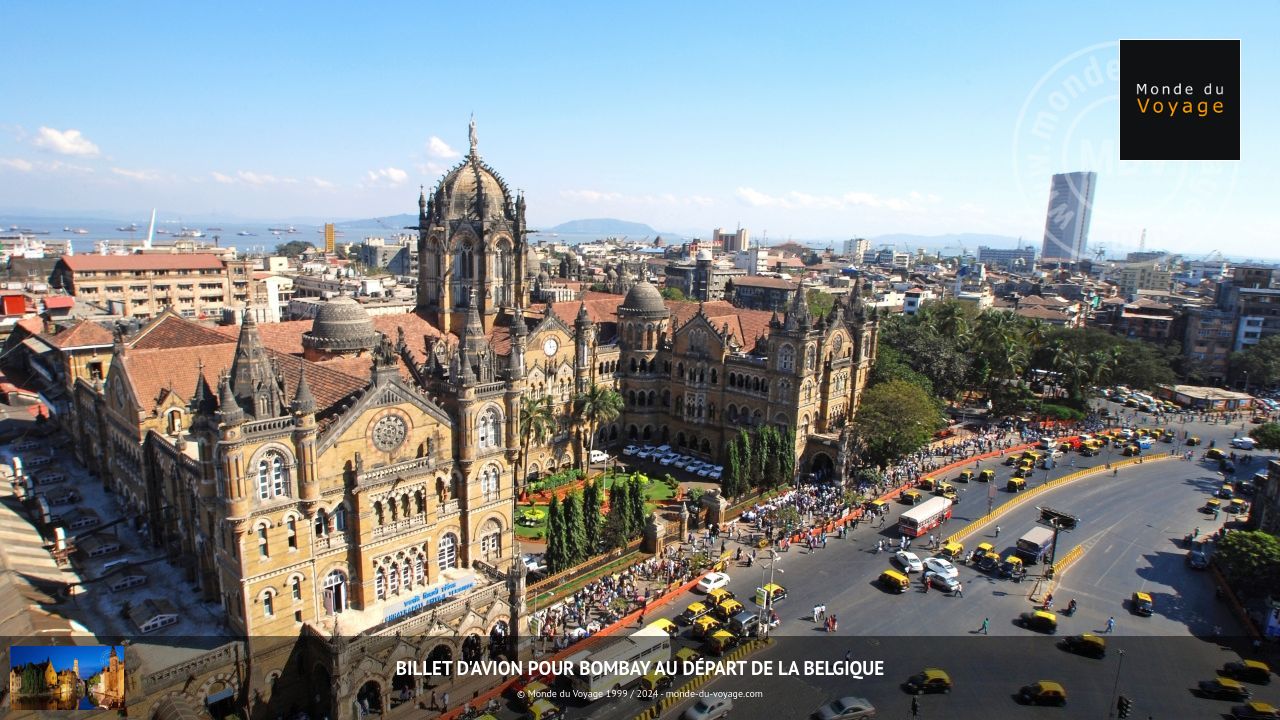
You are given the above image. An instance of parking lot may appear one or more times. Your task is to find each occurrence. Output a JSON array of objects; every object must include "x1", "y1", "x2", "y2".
[{"x1": 618, "y1": 444, "x2": 723, "y2": 483}]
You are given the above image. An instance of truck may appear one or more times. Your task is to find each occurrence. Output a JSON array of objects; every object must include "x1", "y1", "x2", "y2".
[{"x1": 1015, "y1": 526, "x2": 1055, "y2": 564}]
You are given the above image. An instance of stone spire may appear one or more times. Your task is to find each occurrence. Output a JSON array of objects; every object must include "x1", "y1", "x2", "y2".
[
  {"x1": 217, "y1": 374, "x2": 244, "y2": 427},
  {"x1": 784, "y1": 285, "x2": 811, "y2": 332},
  {"x1": 229, "y1": 311, "x2": 286, "y2": 420},
  {"x1": 291, "y1": 361, "x2": 316, "y2": 415}
]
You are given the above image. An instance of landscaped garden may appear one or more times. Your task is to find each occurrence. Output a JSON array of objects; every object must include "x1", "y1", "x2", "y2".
[{"x1": 514, "y1": 471, "x2": 678, "y2": 541}]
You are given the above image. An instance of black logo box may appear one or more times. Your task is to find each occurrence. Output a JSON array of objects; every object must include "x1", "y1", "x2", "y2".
[{"x1": 1120, "y1": 39, "x2": 1240, "y2": 160}]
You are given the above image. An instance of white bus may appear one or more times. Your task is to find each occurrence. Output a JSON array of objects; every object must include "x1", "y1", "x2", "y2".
[
  {"x1": 898, "y1": 496, "x2": 953, "y2": 538},
  {"x1": 567, "y1": 624, "x2": 671, "y2": 701}
]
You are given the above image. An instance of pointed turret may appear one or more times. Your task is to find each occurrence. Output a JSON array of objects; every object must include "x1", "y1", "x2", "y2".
[
  {"x1": 217, "y1": 375, "x2": 244, "y2": 427},
  {"x1": 291, "y1": 362, "x2": 316, "y2": 415},
  {"x1": 229, "y1": 311, "x2": 286, "y2": 419},
  {"x1": 784, "y1": 284, "x2": 812, "y2": 332}
]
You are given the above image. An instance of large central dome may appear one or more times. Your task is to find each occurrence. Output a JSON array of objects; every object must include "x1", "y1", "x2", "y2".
[{"x1": 427, "y1": 122, "x2": 515, "y2": 224}]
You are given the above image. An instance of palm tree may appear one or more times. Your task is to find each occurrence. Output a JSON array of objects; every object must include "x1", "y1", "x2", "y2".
[
  {"x1": 930, "y1": 300, "x2": 972, "y2": 344},
  {"x1": 573, "y1": 384, "x2": 624, "y2": 473},
  {"x1": 517, "y1": 394, "x2": 555, "y2": 491}
]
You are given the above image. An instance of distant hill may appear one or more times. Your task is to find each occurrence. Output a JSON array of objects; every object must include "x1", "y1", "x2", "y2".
[
  {"x1": 336, "y1": 214, "x2": 416, "y2": 229},
  {"x1": 871, "y1": 233, "x2": 1026, "y2": 251},
  {"x1": 545, "y1": 218, "x2": 659, "y2": 236}
]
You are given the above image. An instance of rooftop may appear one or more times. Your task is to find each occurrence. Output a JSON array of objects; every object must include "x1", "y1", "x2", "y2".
[{"x1": 59, "y1": 253, "x2": 225, "y2": 272}]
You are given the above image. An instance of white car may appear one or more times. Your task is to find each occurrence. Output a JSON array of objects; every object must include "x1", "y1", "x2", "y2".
[
  {"x1": 683, "y1": 696, "x2": 733, "y2": 720},
  {"x1": 686, "y1": 461, "x2": 706, "y2": 473},
  {"x1": 709, "y1": 467, "x2": 723, "y2": 480},
  {"x1": 697, "y1": 465, "x2": 716, "y2": 478},
  {"x1": 636, "y1": 448, "x2": 654, "y2": 460},
  {"x1": 815, "y1": 696, "x2": 877, "y2": 720},
  {"x1": 656, "y1": 444, "x2": 672, "y2": 454},
  {"x1": 894, "y1": 551, "x2": 923, "y2": 573},
  {"x1": 673, "y1": 456, "x2": 691, "y2": 469},
  {"x1": 696, "y1": 572, "x2": 731, "y2": 593},
  {"x1": 589, "y1": 449, "x2": 609, "y2": 464},
  {"x1": 1230, "y1": 437, "x2": 1256, "y2": 450},
  {"x1": 659, "y1": 454, "x2": 679, "y2": 466},
  {"x1": 923, "y1": 557, "x2": 958, "y2": 579},
  {"x1": 622, "y1": 445, "x2": 639, "y2": 456}
]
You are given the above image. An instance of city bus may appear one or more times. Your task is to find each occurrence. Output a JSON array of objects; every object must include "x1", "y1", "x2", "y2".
[
  {"x1": 566, "y1": 624, "x2": 672, "y2": 701},
  {"x1": 897, "y1": 496, "x2": 953, "y2": 538}
]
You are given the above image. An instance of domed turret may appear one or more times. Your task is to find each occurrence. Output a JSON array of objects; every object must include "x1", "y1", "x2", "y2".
[
  {"x1": 621, "y1": 280, "x2": 666, "y2": 314},
  {"x1": 302, "y1": 296, "x2": 378, "y2": 359}
]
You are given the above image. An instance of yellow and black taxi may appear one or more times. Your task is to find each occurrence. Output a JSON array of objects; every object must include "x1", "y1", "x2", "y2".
[
  {"x1": 706, "y1": 587, "x2": 735, "y2": 607},
  {"x1": 918, "y1": 477, "x2": 938, "y2": 492},
  {"x1": 714, "y1": 598, "x2": 745, "y2": 622},
  {"x1": 525, "y1": 698, "x2": 565, "y2": 720},
  {"x1": 1017, "y1": 610, "x2": 1058, "y2": 634},
  {"x1": 1012, "y1": 466, "x2": 1033, "y2": 479},
  {"x1": 902, "y1": 668, "x2": 952, "y2": 695},
  {"x1": 1206, "y1": 447, "x2": 1226, "y2": 460},
  {"x1": 675, "y1": 647, "x2": 701, "y2": 665},
  {"x1": 680, "y1": 601, "x2": 712, "y2": 624},
  {"x1": 1230, "y1": 498, "x2": 1249, "y2": 514},
  {"x1": 939, "y1": 540, "x2": 964, "y2": 560},
  {"x1": 1123, "y1": 444, "x2": 1141, "y2": 456},
  {"x1": 1007, "y1": 477, "x2": 1028, "y2": 491},
  {"x1": 901, "y1": 489, "x2": 924, "y2": 505},
  {"x1": 866, "y1": 499, "x2": 887, "y2": 516},
  {"x1": 977, "y1": 550, "x2": 1001, "y2": 573},
  {"x1": 1018, "y1": 680, "x2": 1067, "y2": 706},
  {"x1": 1198, "y1": 676, "x2": 1252, "y2": 701},
  {"x1": 1223, "y1": 660, "x2": 1273, "y2": 685},
  {"x1": 1230, "y1": 701, "x2": 1280, "y2": 720},
  {"x1": 1059, "y1": 633, "x2": 1106, "y2": 658},
  {"x1": 1004, "y1": 454, "x2": 1022, "y2": 467},
  {"x1": 978, "y1": 469, "x2": 996, "y2": 482},
  {"x1": 689, "y1": 614, "x2": 722, "y2": 640},
  {"x1": 756, "y1": 583, "x2": 788, "y2": 605},
  {"x1": 637, "y1": 668, "x2": 674, "y2": 693},
  {"x1": 704, "y1": 628, "x2": 740, "y2": 655},
  {"x1": 519, "y1": 681, "x2": 551, "y2": 710},
  {"x1": 957, "y1": 469, "x2": 974, "y2": 483},
  {"x1": 936, "y1": 483, "x2": 958, "y2": 500},
  {"x1": 1218, "y1": 484, "x2": 1236, "y2": 499},
  {"x1": 879, "y1": 568, "x2": 911, "y2": 593},
  {"x1": 1187, "y1": 436, "x2": 1202, "y2": 446},
  {"x1": 1131, "y1": 591, "x2": 1154, "y2": 617},
  {"x1": 1204, "y1": 499, "x2": 1223, "y2": 514},
  {"x1": 1161, "y1": 430, "x2": 1176, "y2": 443},
  {"x1": 647, "y1": 618, "x2": 680, "y2": 636}
]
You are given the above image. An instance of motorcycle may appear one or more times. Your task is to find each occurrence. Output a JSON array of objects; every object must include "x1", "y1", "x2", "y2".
[{"x1": 1065, "y1": 600, "x2": 1078, "y2": 616}]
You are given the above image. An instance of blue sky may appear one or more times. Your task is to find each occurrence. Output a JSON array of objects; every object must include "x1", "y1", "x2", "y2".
[{"x1": 0, "y1": 2, "x2": 1275, "y2": 256}]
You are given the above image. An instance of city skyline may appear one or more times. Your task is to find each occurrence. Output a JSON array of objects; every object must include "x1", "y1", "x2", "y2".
[{"x1": 0, "y1": 2, "x2": 1275, "y2": 256}]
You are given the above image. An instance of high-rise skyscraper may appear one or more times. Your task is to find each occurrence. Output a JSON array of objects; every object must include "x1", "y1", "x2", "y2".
[{"x1": 1040, "y1": 171, "x2": 1096, "y2": 263}]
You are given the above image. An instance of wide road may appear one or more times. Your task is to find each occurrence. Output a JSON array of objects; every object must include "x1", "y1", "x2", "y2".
[{"x1": 498, "y1": 406, "x2": 1273, "y2": 719}]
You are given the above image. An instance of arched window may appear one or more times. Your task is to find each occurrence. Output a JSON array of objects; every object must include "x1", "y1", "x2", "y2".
[
  {"x1": 375, "y1": 568, "x2": 387, "y2": 600},
  {"x1": 286, "y1": 516, "x2": 297, "y2": 549},
  {"x1": 458, "y1": 241, "x2": 474, "y2": 280},
  {"x1": 314, "y1": 509, "x2": 329, "y2": 537},
  {"x1": 481, "y1": 465, "x2": 500, "y2": 501},
  {"x1": 291, "y1": 576, "x2": 302, "y2": 600},
  {"x1": 805, "y1": 345, "x2": 816, "y2": 370},
  {"x1": 402, "y1": 558, "x2": 413, "y2": 590},
  {"x1": 322, "y1": 570, "x2": 347, "y2": 614},
  {"x1": 256, "y1": 452, "x2": 290, "y2": 500},
  {"x1": 389, "y1": 564, "x2": 400, "y2": 595},
  {"x1": 262, "y1": 589, "x2": 275, "y2": 618},
  {"x1": 167, "y1": 409, "x2": 182, "y2": 434},
  {"x1": 480, "y1": 519, "x2": 502, "y2": 560},
  {"x1": 778, "y1": 345, "x2": 795, "y2": 372},
  {"x1": 414, "y1": 555, "x2": 425, "y2": 585},
  {"x1": 257, "y1": 524, "x2": 269, "y2": 558},
  {"x1": 477, "y1": 407, "x2": 501, "y2": 450},
  {"x1": 334, "y1": 504, "x2": 347, "y2": 531},
  {"x1": 438, "y1": 533, "x2": 459, "y2": 571},
  {"x1": 710, "y1": 369, "x2": 717, "y2": 384}
]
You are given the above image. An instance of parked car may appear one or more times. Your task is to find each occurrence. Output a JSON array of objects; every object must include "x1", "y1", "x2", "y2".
[
  {"x1": 1199, "y1": 677, "x2": 1253, "y2": 700},
  {"x1": 589, "y1": 450, "x2": 609, "y2": 464},
  {"x1": 622, "y1": 445, "x2": 640, "y2": 456}
]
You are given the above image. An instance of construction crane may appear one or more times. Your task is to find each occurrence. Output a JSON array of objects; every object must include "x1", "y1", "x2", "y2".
[{"x1": 1093, "y1": 245, "x2": 1107, "y2": 262}]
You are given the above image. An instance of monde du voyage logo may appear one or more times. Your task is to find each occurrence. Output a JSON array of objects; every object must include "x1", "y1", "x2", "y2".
[{"x1": 1120, "y1": 39, "x2": 1240, "y2": 160}]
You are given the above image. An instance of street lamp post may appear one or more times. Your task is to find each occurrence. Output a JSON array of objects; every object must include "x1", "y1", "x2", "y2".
[
  {"x1": 757, "y1": 551, "x2": 781, "y2": 637},
  {"x1": 1107, "y1": 648, "x2": 1125, "y2": 719}
]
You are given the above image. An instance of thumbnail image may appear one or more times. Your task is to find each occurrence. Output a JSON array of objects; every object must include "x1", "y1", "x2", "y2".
[{"x1": 8, "y1": 645, "x2": 126, "y2": 712}]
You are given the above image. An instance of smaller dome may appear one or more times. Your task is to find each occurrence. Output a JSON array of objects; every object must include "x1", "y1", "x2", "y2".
[
  {"x1": 621, "y1": 280, "x2": 667, "y2": 313},
  {"x1": 303, "y1": 296, "x2": 378, "y2": 355}
]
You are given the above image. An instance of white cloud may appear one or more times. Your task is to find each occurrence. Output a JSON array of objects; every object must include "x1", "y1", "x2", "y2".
[
  {"x1": 559, "y1": 189, "x2": 714, "y2": 208},
  {"x1": 211, "y1": 171, "x2": 235, "y2": 184},
  {"x1": 366, "y1": 167, "x2": 408, "y2": 185},
  {"x1": 417, "y1": 162, "x2": 448, "y2": 177},
  {"x1": 33, "y1": 127, "x2": 100, "y2": 156},
  {"x1": 111, "y1": 167, "x2": 161, "y2": 181},
  {"x1": 237, "y1": 170, "x2": 296, "y2": 186},
  {"x1": 735, "y1": 187, "x2": 914, "y2": 211},
  {"x1": 310, "y1": 177, "x2": 335, "y2": 189},
  {"x1": 426, "y1": 136, "x2": 460, "y2": 159},
  {"x1": 0, "y1": 158, "x2": 33, "y2": 172}
]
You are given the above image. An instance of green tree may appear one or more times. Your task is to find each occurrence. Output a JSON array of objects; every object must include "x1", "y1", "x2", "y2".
[
  {"x1": 1214, "y1": 530, "x2": 1280, "y2": 599},
  {"x1": 517, "y1": 394, "x2": 556, "y2": 490},
  {"x1": 604, "y1": 479, "x2": 630, "y2": 549},
  {"x1": 852, "y1": 379, "x2": 945, "y2": 469},
  {"x1": 626, "y1": 474, "x2": 646, "y2": 539},
  {"x1": 806, "y1": 289, "x2": 835, "y2": 318},
  {"x1": 574, "y1": 384, "x2": 625, "y2": 471},
  {"x1": 1230, "y1": 335, "x2": 1280, "y2": 388},
  {"x1": 545, "y1": 495, "x2": 566, "y2": 573},
  {"x1": 274, "y1": 240, "x2": 315, "y2": 257},
  {"x1": 562, "y1": 490, "x2": 587, "y2": 566},
  {"x1": 723, "y1": 439, "x2": 743, "y2": 500},
  {"x1": 762, "y1": 425, "x2": 782, "y2": 487},
  {"x1": 869, "y1": 345, "x2": 935, "y2": 396},
  {"x1": 738, "y1": 429, "x2": 754, "y2": 495},
  {"x1": 582, "y1": 481, "x2": 603, "y2": 553},
  {"x1": 660, "y1": 286, "x2": 686, "y2": 301},
  {"x1": 779, "y1": 426, "x2": 796, "y2": 485},
  {"x1": 1249, "y1": 422, "x2": 1280, "y2": 451}
]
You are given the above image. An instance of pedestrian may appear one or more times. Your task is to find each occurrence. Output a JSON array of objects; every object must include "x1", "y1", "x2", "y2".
[
  {"x1": 813, "y1": 605, "x2": 821, "y2": 623},
  {"x1": 819, "y1": 605, "x2": 827, "y2": 622},
  {"x1": 911, "y1": 696, "x2": 920, "y2": 718},
  {"x1": 980, "y1": 617, "x2": 989, "y2": 634},
  {"x1": 1105, "y1": 616, "x2": 1115, "y2": 633},
  {"x1": 955, "y1": 582, "x2": 963, "y2": 598},
  {"x1": 995, "y1": 525, "x2": 1001, "y2": 538},
  {"x1": 442, "y1": 691, "x2": 450, "y2": 712},
  {"x1": 430, "y1": 691, "x2": 437, "y2": 710}
]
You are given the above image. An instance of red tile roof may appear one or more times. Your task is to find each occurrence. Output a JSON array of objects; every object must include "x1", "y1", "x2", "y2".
[
  {"x1": 60, "y1": 253, "x2": 225, "y2": 272},
  {"x1": 44, "y1": 320, "x2": 114, "y2": 349},
  {"x1": 732, "y1": 276, "x2": 796, "y2": 290},
  {"x1": 43, "y1": 296, "x2": 75, "y2": 310},
  {"x1": 129, "y1": 313, "x2": 235, "y2": 350},
  {"x1": 668, "y1": 300, "x2": 773, "y2": 349}
]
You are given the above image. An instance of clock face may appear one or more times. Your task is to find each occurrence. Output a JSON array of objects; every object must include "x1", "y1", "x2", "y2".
[
  {"x1": 543, "y1": 337, "x2": 559, "y2": 357},
  {"x1": 372, "y1": 415, "x2": 408, "y2": 451}
]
